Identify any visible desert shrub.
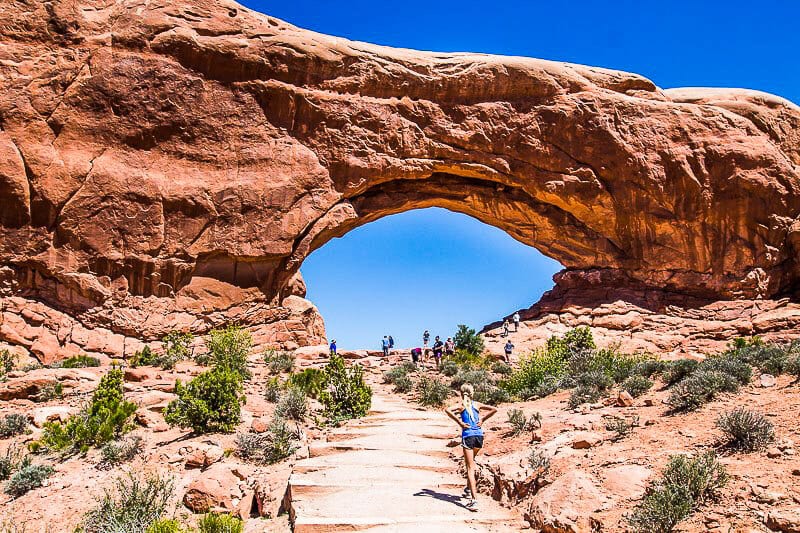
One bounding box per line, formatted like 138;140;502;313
475;385;511;405
99;435;144;467
450;369;492;390
507;409;542;437
528;449;551;479
417;376;450;407
41;368;136;453
383;364;413;385
164;368;245;433
453;325;485;356
576;370;613;391
502;348;566;394
202;325;252;379
61;355;101;368
393;375;414;393
716;407;775;451
0;349;15;380
491;361;513;375
264;377;283;403
593;349;652;383
667;370;739;412
605;415;639;441
275;387;308;421
34;381;63;402
698;354;752;385
130;346;156;367
146;519;184;533
546;326;596;356
0;414;28;438
234;419;299;465
286;368;326;398
319;355;372;421
622;375;653;398
519;375;561;400
628;452;727;532
632;358;668;378
5;460;53;497
82;472;174;533
662;359;699;385
198;513;243;533
568;384;602;408
161;331;193;367
263;349;295;375
788;354;800;379
440;360;459;376
0;447;23;481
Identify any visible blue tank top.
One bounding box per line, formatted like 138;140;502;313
460;404;483;438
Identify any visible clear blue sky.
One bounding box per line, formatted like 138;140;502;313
240;0;799;348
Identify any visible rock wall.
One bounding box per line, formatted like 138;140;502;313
1;0;799;360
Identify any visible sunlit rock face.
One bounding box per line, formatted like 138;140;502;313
1;0;799;359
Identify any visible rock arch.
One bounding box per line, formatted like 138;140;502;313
1;0;799;361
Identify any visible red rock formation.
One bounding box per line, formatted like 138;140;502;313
1;0;799;359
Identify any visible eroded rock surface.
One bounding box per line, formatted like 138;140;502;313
1;0;799;359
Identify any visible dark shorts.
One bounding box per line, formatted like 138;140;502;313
434;350;443;359
462;435;484;449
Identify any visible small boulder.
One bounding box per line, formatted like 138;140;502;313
527;470;606;532
185;444;225;469
572;432;603;449
616;391;634;407
124;367;156;382
767;448;783;459
31;406;74;427
183;464;242;513
760;374;777;388
765;510;800;532
251;417;270;433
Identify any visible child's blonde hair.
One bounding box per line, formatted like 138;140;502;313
460;384;476;423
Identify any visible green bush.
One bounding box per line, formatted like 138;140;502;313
628;452;727;533
275;387;308;421
130;345;157;367
146;519;185;533
447;349;492;369
61;355;101;368
99;435;144;467
383;364;414;385
393;375;414;393
454;325;485;356
161;331;193;368
286;368;326;398
0;349;16;380
605;415;639;441
5;460;53;497
698;354;752;385
82;472;174;533
507;409;542;437
417;376;450;407
319;355;372;421
35;381;63;401
632;358;668;378
519;375;561;400
491;361;513;375
622;375;654;398
528;449;551;480
576;371;613;391
546;326;596;355
264;377;284;403
502;348;566;394
667;370;738;412
475;384;510;405
568;384;602;408
0;413;28;438
202;325;252;379
716;407;775;451
788;354;800;378
450;369;492;390
263;349;295;374
662;359;699;385
164;368;245;433
198;513;243;533
234;419;299;465
41;368;136;453
0;447;23;481
440;360;459;377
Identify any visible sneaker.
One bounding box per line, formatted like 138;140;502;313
461;486;472;499
465;499;479;512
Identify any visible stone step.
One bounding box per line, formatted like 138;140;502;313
294;449;454;473
290;467;465;489
293;516;522;533
309;442;451;458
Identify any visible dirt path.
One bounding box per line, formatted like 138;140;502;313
286;391;520;532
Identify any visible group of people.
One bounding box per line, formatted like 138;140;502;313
501;312;521;337
408;329;456;369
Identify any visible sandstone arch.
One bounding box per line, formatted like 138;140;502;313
1;0;800;361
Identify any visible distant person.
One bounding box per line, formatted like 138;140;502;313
503;340;514;363
411;347;422;366
423;330;430;347
381;335;390;357
444;384;497;512
502;319;510;338
444;337;455;357
432;336;444;369
329;339;337;356
513;312;520;332
388;335;395;352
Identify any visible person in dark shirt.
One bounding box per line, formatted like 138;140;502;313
329;339;337;356
432;336;445;369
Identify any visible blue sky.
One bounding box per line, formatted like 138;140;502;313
240;0;799;348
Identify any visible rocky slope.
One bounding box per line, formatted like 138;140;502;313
1;0;800;361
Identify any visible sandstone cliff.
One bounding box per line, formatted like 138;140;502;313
1;0;799;359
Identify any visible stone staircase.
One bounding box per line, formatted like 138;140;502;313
287;393;521;532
